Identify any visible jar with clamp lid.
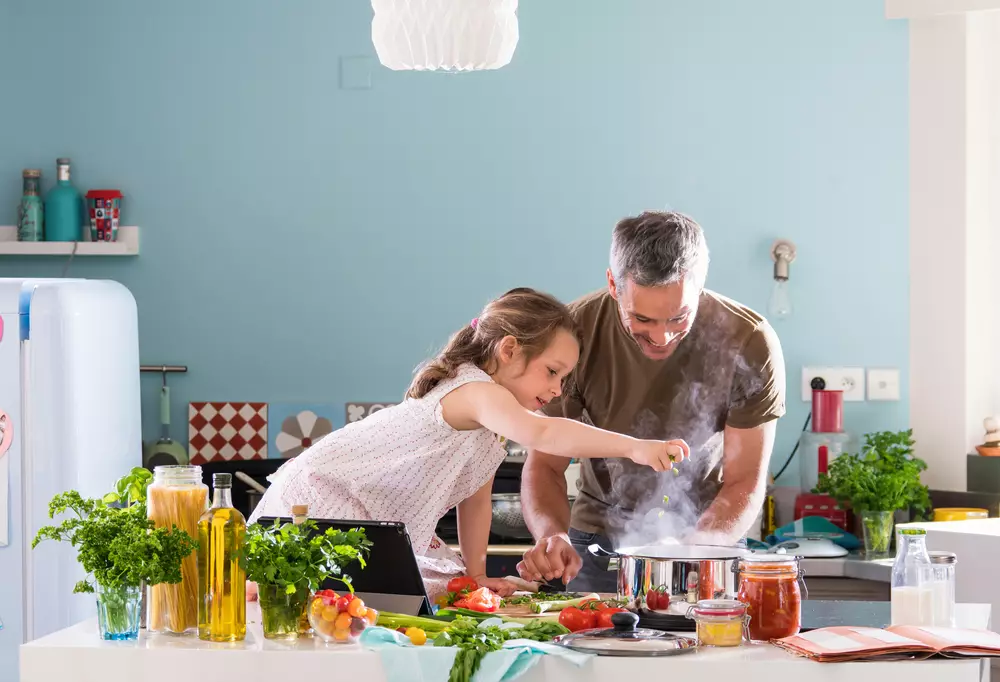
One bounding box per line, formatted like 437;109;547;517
736;554;806;641
686;599;747;647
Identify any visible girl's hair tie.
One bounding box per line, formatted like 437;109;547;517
470;318;479;329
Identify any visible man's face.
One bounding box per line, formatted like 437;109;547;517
607;271;701;361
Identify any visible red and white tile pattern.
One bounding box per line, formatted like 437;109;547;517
188;402;268;464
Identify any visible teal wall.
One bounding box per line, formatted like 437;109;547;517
0;0;909;480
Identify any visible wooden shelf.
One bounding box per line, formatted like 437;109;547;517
0;225;140;256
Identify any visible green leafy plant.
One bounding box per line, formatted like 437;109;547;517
101;467;154;510
32;490;197;594
814;429;931;518
242;518;373;596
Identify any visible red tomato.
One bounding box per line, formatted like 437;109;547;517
446;577;479;594
646;588;669;610
596;607;627;628
335;596;352;612
558;607;597;632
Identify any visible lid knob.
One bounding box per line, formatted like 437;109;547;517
611;610;639;632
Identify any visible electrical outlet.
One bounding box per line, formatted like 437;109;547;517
801;367;866;402
867;368;900;401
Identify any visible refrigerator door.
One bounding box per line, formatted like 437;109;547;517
0;306;24;677
22;280;142;642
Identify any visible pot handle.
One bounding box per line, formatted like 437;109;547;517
587;543;619;558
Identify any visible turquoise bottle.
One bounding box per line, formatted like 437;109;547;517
17;169;44;241
44;158;83;242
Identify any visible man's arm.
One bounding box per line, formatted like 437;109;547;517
693;320;785;543
692;420;776;543
519;450;583;582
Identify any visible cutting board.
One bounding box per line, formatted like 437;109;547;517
495;592;617;619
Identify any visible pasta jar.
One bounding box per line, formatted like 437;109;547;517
736;554;805;642
147;465;208;634
686;599;747;647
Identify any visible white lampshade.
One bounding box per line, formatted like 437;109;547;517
371;0;519;72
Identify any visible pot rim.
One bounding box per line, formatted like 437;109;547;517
609;543;751;561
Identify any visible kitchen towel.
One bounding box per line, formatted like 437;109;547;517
359;626;591;682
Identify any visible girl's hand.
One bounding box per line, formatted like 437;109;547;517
470;575;518;598
630;439;690;472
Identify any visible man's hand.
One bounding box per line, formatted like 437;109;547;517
517;534;583;584
630;439;691;472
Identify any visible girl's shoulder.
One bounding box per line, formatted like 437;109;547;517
425;362;494;400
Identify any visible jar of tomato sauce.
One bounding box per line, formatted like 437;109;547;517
736;554;805;642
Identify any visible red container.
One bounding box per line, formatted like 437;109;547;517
85;189;123;242
811;390;843;433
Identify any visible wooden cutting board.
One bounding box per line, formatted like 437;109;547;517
495;593;617;619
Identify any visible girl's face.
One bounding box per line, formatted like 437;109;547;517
493;328;580;411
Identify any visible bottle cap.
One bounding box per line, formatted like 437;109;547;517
22;169;41;178
213;473;232;487
56;158;71;165
291;504;308;515
929;551;957;565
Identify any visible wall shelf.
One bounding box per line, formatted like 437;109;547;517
0;225;140;256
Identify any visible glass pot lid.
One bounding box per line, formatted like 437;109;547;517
554;611;698;657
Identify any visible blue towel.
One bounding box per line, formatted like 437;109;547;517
768;516;861;550
360;626;591;682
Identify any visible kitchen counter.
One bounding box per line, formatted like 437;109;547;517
20;602;992;682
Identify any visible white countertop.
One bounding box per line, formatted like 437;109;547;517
20;602;992;682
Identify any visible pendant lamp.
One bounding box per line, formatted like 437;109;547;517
371;0;519;72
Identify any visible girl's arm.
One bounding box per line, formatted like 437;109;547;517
456;477;516;597
441;382;689;471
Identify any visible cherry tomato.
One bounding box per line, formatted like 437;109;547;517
558;606;596;632
347;598;368;619
334;612;352;631
406;627;428;646
336;596;352;612
363;608;379;626
446;577;479;594
646;587;669;610
596;607;627;628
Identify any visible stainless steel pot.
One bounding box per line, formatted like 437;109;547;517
589;543;751;617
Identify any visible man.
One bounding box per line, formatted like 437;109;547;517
517;211;786;592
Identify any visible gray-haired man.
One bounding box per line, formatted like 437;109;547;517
517;211;786;592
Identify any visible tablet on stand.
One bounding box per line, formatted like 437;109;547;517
254;517;434;616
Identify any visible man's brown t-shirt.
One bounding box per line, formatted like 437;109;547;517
541;288;786;540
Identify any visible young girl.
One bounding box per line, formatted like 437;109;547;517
248;287;689;601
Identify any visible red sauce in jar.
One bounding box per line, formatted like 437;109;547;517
736;556;802;641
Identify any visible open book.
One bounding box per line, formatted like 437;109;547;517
773;625;1000;662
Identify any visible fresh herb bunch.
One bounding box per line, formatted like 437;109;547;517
814;429;931;518
242;518;373;595
433;618;569;682
32;490;197;593
101;467;154;511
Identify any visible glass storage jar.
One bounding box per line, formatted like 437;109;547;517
736;554;804;642
928;551;957;628
686;599;747;647
146;465;208;634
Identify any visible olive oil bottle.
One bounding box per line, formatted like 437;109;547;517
292;505;313;635
198;473;246;641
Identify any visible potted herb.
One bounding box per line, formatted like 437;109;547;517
815;429;931;558
243;519;372;639
33;480;197;641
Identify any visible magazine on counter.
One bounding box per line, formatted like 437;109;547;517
774;625;1000;662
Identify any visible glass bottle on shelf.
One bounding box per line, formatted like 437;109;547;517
198;473;247;642
43;157;83;242
890;527;934;626
17;169;44;242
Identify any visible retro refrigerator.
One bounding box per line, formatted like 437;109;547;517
0;279;142;680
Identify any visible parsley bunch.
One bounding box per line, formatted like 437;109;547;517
32;489;198;593
815;429;931;518
242;518;373;595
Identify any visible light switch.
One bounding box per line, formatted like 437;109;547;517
867;368;900;401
